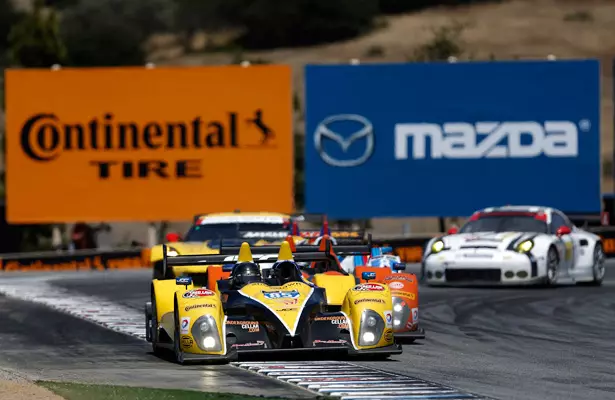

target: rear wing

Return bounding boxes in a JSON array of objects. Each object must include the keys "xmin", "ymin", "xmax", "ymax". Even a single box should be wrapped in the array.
[
  {"xmin": 219, "ymin": 235, "xmax": 372, "ymax": 257},
  {"xmin": 161, "ymin": 241, "xmax": 351, "ymax": 274}
]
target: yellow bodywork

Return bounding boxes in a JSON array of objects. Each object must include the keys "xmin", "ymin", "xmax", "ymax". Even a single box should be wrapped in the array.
[
  {"xmin": 312, "ymin": 273, "xmax": 356, "ymax": 305},
  {"xmin": 342, "ymin": 283, "xmax": 395, "ymax": 349}
]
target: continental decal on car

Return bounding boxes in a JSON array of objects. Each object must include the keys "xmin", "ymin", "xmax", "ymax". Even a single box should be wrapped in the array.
[{"xmin": 5, "ymin": 65, "xmax": 293, "ymax": 223}]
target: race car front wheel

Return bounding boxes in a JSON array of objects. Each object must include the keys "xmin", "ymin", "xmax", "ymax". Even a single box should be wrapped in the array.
[
  {"xmin": 580, "ymin": 243, "xmax": 605, "ymax": 286},
  {"xmin": 544, "ymin": 246, "xmax": 559, "ymax": 287}
]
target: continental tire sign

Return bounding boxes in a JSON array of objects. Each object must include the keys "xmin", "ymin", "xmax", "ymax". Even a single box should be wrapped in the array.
[{"xmin": 5, "ymin": 65, "xmax": 293, "ymax": 223}]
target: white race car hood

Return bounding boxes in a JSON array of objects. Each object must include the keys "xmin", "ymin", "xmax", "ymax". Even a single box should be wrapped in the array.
[{"xmin": 441, "ymin": 232, "xmax": 539, "ymax": 252}]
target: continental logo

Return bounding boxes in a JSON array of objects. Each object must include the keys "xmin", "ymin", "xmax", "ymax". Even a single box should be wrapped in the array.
[
  {"xmin": 20, "ymin": 110, "xmax": 276, "ymax": 179},
  {"xmin": 184, "ymin": 303, "xmax": 216, "ymax": 312},
  {"xmin": 0, "ymin": 254, "xmax": 146, "ymax": 271},
  {"xmin": 353, "ymin": 298, "xmax": 385, "ymax": 305}
]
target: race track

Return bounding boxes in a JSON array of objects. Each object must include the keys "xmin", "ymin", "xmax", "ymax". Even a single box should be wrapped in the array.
[{"xmin": 2, "ymin": 263, "xmax": 615, "ymax": 399}]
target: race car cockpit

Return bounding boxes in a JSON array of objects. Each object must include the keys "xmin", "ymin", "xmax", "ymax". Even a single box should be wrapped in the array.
[
  {"xmin": 269, "ymin": 260, "xmax": 304, "ymax": 285},
  {"xmin": 228, "ymin": 262, "xmax": 262, "ymax": 289}
]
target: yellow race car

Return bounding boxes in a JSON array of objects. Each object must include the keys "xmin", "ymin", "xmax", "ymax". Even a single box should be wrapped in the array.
[
  {"xmin": 150, "ymin": 211, "xmax": 305, "ymax": 279},
  {"xmin": 144, "ymin": 241, "xmax": 403, "ymax": 363}
]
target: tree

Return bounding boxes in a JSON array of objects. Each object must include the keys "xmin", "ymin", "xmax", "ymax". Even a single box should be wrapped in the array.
[
  {"xmin": 60, "ymin": 0, "xmax": 175, "ymax": 67},
  {"xmin": 7, "ymin": 0, "xmax": 66, "ymax": 67},
  {"xmin": 215, "ymin": 0, "xmax": 380, "ymax": 49},
  {"xmin": 0, "ymin": 0, "xmax": 20, "ymax": 63}
]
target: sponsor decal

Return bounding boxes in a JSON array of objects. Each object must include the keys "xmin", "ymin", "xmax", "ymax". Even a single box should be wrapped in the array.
[
  {"xmin": 384, "ymin": 329, "xmax": 393, "ymax": 342},
  {"xmin": 184, "ymin": 303, "xmax": 216, "ymax": 312},
  {"xmin": 388, "ymin": 281, "xmax": 404, "ymax": 289},
  {"xmin": 181, "ymin": 335, "xmax": 193, "ymax": 348},
  {"xmin": 182, "ymin": 288, "xmax": 215, "ymax": 298},
  {"xmin": 412, "ymin": 307, "xmax": 419, "ymax": 323},
  {"xmin": 226, "ymin": 320, "xmax": 260, "ymax": 332},
  {"xmin": 176, "ymin": 276, "xmax": 191, "ymax": 285},
  {"xmin": 241, "ymin": 231, "xmax": 288, "ymax": 239},
  {"xmin": 313, "ymin": 339, "xmax": 348, "ymax": 345},
  {"xmin": 314, "ymin": 315, "xmax": 349, "ymax": 329},
  {"xmin": 262, "ymin": 289, "xmax": 300, "ymax": 299},
  {"xmin": 384, "ymin": 310, "xmax": 393, "ymax": 328},
  {"xmin": 180, "ymin": 317, "xmax": 191, "ymax": 334},
  {"xmin": 282, "ymin": 298, "xmax": 299, "ymax": 306},
  {"xmin": 384, "ymin": 274, "xmax": 414, "ymax": 282},
  {"xmin": 352, "ymin": 283, "xmax": 385, "ymax": 291},
  {"xmin": 353, "ymin": 298, "xmax": 385, "ymax": 305},
  {"xmin": 232, "ymin": 340, "xmax": 266, "ymax": 348}
]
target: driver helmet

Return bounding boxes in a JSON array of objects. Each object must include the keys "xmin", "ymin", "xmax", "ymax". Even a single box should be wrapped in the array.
[
  {"xmin": 230, "ymin": 262, "xmax": 262, "ymax": 288},
  {"xmin": 271, "ymin": 261, "xmax": 302, "ymax": 285}
]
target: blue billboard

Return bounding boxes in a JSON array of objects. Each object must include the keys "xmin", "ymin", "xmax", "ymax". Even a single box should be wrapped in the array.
[{"xmin": 304, "ymin": 60, "xmax": 601, "ymax": 218}]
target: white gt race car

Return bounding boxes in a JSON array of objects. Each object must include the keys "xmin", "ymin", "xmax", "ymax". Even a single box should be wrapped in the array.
[{"xmin": 422, "ymin": 205, "xmax": 605, "ymax": 286}]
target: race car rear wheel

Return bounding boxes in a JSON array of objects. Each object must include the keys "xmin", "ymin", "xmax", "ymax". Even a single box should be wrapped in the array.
[
  {"xmin": 580, "ymin": 243, "xmax": 605, "ymax": 286},
  {"xmin": 173, "ymin": 300, "xmax": 185, "ymax": 365},
  {"xmin": 544, "ymin": 246, "xmax": 559, "ymax": 287},
  {"xmin": 151, "ymin": 293, "xmax": 164, "ymax": 356}
]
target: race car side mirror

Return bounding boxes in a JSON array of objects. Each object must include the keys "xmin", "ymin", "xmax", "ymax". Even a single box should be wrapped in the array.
[
  {"xmin": 447, "ymin": 226, "xmax": 458, "ymax": 235},
  {"xmin": 392, "ymin": 262, "xmax": 406, "ymax": 271},
  {"xmin": 556, "ymin": 226, "xmax": 571, "ymax": 236},
  {"xmin": 176, "ymin": 276, "xmax": 192, "ymax": 289},
  {"xmin": 166, "ymin": 232, "xmax": 181, "ymax": 242}
]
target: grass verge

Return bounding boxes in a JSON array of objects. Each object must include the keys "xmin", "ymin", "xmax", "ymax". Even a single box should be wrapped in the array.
[{"xmin": 37, "ymin": 381, "xmax": 291, "ymax": 400}]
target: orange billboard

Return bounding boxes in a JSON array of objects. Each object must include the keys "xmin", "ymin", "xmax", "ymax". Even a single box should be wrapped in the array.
[{"xmin": 5, "ymin": 65, "xmax": 293, "ymax": 223}]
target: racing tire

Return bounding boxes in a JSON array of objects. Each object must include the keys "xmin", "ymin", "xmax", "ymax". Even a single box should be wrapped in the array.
[
  {"xmin": 173, "ymin": 299, "xmax": 185, "ymax": 365},
  {"xmin": 579, "ymin": 243, "xmax": 605, "ymax": 287},
  {"xmin": 542, "ymin": 246, "xmax": 559, "ymax": 288}
]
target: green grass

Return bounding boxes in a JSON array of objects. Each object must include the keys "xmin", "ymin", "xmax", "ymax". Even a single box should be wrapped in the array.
[{"xmin": 37, "ymin": 381, "xmax": 292, "ymax": 400}]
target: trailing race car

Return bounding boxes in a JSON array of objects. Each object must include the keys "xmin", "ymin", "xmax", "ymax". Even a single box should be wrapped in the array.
[
  {"xmin": 149, "ymin": 212, "xmax": 305, "ymax": 279},
  {"xmin": 352, "ymin": 247, "xmax": 425, "ymax": 342},
  {"xmin": 145, "ymin": 240, "xmax": 402, "ymax": 364},
  {"xmin": 221, "ymin": 236, "xmax": 425, "ymax": 343},
  {"xmin": 422, "ymin": 205, "xmax": 605, "ymax": 287}
]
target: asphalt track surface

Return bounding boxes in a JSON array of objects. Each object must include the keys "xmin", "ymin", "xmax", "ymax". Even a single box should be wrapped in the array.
[{"xmin": 2, "ymin": 263, "xmax": 615, "ymax": 399}]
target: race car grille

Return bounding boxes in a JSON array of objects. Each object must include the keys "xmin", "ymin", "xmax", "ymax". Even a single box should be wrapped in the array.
[{"xmin": 445, "ymin": 268, "xmax": 501, "ymax": 282}]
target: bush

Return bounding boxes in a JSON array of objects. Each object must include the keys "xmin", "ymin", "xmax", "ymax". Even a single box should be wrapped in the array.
[
  {"xmin": 8, "ymin": 1, "xmax": 67, "ymax": 67},
  {"xmin": 60, "ymin": 0, "xmax": 175, "ymax": 67},
  {"xmin": 379, "ymin": 0, "xmax": 499, "ymax": 14},
  {"xmin": 410, "ymin": 22, "xmax": 465, "ymax": 61},
  {"xmin": 216, "ymin": 0, "xmax": 380, "ymax": 49},
  {"xmin": 0, "ymin": 0, "xmax": 21, "ymax": 63}
]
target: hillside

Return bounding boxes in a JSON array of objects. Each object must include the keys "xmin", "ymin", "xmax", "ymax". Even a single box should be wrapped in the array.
[{"xmin": 148, "ymin": 0, "xmax": 615, "ymax": 234}]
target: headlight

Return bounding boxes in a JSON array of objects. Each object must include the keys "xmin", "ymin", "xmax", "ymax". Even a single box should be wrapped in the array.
[
  {"xmin": 392, "ymin": 297, "xmax": 410, "ymax": 331},
  {"xmin": 167, "ymin": 247, "xmax": 179, "ymax": 257},
  {"xmin": 516, "ymin": 240, "xmax": 533, "ymax": 253},
  {"xmin": 190, "ymin": 315, "xmax": 222, "ymax": 352},
  {"xmin": 359, "ymin": 309, "xmax": 385, "ymax": 346},
  {"xmin": 431, "ymin": 240, "xmax": 444, "ymax": 253}
]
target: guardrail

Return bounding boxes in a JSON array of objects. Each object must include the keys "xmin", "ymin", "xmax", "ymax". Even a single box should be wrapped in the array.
[{"xmin": 2, "ymin": 227, "xmax": 615, "ymax": 271}]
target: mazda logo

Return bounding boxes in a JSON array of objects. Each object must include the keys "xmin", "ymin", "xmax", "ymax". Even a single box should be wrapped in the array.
[{"xmin": 313, "ymin": 114, "xmax": 374, "ymax": 167}]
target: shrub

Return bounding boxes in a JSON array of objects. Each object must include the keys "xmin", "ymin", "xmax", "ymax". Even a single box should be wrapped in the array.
[
  {"xmin": 216, "ymin": 0, "xmax": 380, "ymax": 49},
  {"xmin": 60, "ymin": 0, "xmax": 174, "ymax": 67},
  {"xmin": 410, "ymin": 22, "xmax": 465, "ymax": 61}
]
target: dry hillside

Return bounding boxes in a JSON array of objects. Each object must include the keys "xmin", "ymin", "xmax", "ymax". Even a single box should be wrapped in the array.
[{"xmin": 147, "ymin": 0, "xmax": 615, "ymax": 235}]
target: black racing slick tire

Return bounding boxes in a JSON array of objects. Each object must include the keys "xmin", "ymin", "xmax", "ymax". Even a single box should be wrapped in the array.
[
  {"xmin": 542, "ymin": 246, "xmax": 559, "ymax": 288},
  {"xmin": 579, "ymin": 243, "xmax": 605, "ymax": 287},
  {"xmin": 151, "ymin": 292, "xmax": 164, "ymax": 357}
]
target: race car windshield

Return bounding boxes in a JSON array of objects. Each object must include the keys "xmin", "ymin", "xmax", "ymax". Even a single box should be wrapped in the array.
[
  {"xmin": 183, "ymin": 223, "xmax": 288, "ymax": 243},
  {"xmin": 459, "ymin": 215, "xmax": 548, "ymax": 234}
]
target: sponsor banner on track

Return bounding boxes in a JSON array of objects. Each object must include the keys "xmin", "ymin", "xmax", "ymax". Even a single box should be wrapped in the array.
[
  {"xmin": 5, "ymin": 65, "xmax": 293, "ymax": 223},
  {"xmin": 305, "ymin": 60, "xmax": 601, "ymax": 218},
  {"xmin": 0, "ymin": 249, "xmax": 149, "ymax": 271}
]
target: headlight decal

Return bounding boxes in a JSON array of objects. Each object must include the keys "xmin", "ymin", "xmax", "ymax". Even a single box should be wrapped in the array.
[
  {"xmin": 516, "ymin": 240, "xmax": 534, "ymax": 253},
  {"xmin": 358, "ymin": 309, "xmax": 385, "ymax": 346},
  {"xmin": 190, "ymin": 314, "xmax": 222, "ymax": 352},
  {"xmin": 392, "ymin": 297, "xmax": 411, "ymax": 331}
]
